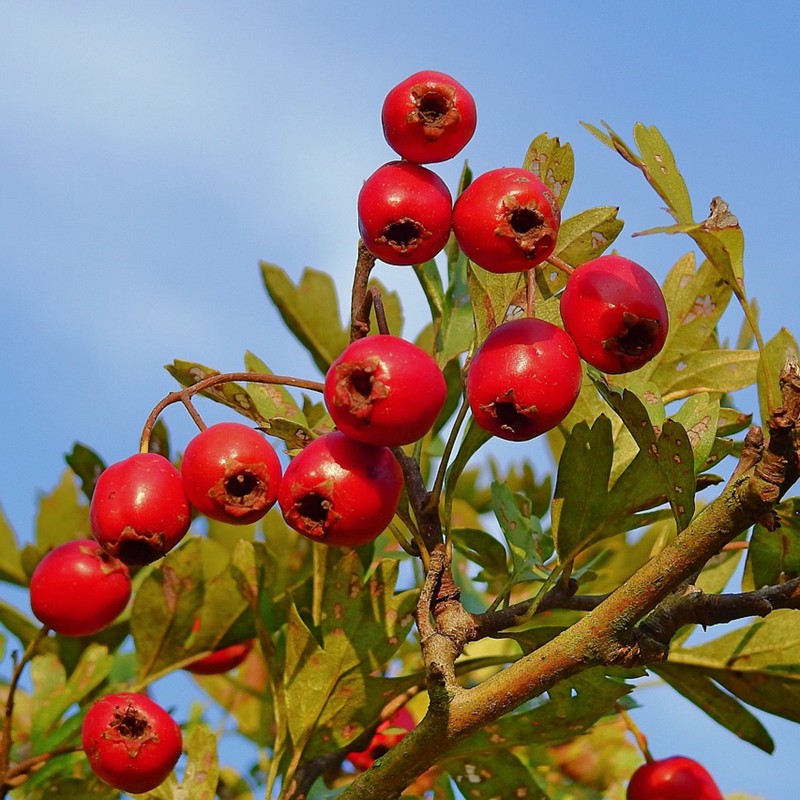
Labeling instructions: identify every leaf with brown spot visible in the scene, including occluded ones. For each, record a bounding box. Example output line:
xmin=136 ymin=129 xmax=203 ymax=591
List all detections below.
xmin=522 ymin=132 xmax=575 ymax=208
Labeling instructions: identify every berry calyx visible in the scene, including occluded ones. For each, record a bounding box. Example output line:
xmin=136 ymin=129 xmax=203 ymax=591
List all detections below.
xmin=466 ymin=318 xmax=582 ymax=441
xmin=358 ymin=161 xmax=452 ymax=266
xmin=381 ymin=70 xmax=477 ymax=163
xmin=347 ymin=707 xmax=416 ymax=772
xmin=452 ymin=166 xmax=560 ymax=273
xmin=81 ymin=692 xmax=183 ymax=794
xmin=626 ymin=756 xmax=724 ymax=800
xmin=278 ymin=431 xmax=403 ymax=547
xmin=181 ymin=422 xmax=282 ymax=525
xmin=90 ymin=452 xmax=192 ymax=565
xmin=324 ymin=334 xmax=447 ymax=446
xmin=29 ymin=539 xmax=131 ymax=637
xmin=559 ymin=254 xmax=669 ymax=374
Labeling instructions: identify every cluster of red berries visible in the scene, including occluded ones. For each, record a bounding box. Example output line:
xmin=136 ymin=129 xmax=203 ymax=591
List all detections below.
xmin=357 ymin=70 xmax=669 ymax=442
xmin=25 ymin=70 xmax=674 ymax=794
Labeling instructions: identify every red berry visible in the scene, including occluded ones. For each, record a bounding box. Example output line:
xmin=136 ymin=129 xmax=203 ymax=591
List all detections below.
xmin=627 ymin=756 xmax=724 ymax=800
xmin=90 ymin=453 xmax=192 ymax=565
xmin=358 ymin=161 xmax=452 ymax=266
xmin=560 ymin=254 xmax=669 ymax=374
xmin=82 ymin=692 xmax=182 ymax=794
xmin=466 ymin=318 xmax=582 ymax=441
xmin=185 ymin=639 xmax=254 ymax=675
xmin=452 ymin=167 xmax=560 ymax=273
xmin=324 ymin=334 xmax=447 ymax=446
xmin=181 ymin=422 xmax=282 ymax=525
xmin=348 ymin=707 xmax=416 ymax=772
xmin=381 ymin=70 xmax=477 ymax=164
xmin=278 ymin=431 xmax=403 ymax=547
xmin=29 ymin=539 xmax=131 ymax=637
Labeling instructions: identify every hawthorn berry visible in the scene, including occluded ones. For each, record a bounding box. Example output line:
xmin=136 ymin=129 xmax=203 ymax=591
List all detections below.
xmin=347 ymin=707 xmax=416 ymax=772
xmin=181 ymin=422 xmax=282 ymax=525
xmin=82 ymin=692 xmax=183 ymax=794
xmin=358 ymin=160 xmax=452 ymax=266
xmin=186 ymin=639 xmax=254 ymax=674
xmin=381 ymin=70 xmax=477 ymax=163
xmin=559 ymin=254 xmax=669 ymax=374
xmin=29 ymin=539 xmax=131 ymax=637
xmin=626 ymin=756 xmax=724 ymax=800
xmin=466 ymin=317 xmax=582 ymax=441
xmin=452 ymin=166 xmax=560 ymax=273
xmin=324 ymin=334 xmax=447 ymax=446
xmin=278 ymin=431 xmax=403 ymax=547
xmin=90 ymin=452 xmax=191 ymax=565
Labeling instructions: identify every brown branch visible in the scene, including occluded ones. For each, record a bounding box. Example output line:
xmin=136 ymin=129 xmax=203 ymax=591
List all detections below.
xmin=639 ymin=576 xmax=800 ymax=648
xmin=350 ymin=240 xmax=377 ymax=342
xmin=338 ymin=362 xmax=800 ymax=800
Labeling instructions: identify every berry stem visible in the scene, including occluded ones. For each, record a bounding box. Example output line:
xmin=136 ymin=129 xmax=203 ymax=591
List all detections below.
xmin=525 ymin=268 xmax=536 ymax=318
xmin=546 ymin=253 xmax=575 ymax=276
xmin=139 ymin=372 xmax=325 ymax=453
xmin=423 ymin=397 xmax=471 ymax=518
xmin=180 ymin=396 xmax=208 ymax=433
xmin=355 ymin=285 xmax=391 ymax=336
xmin=350 ymin=240 xmax=378 ymax=342
xmin=616 ymin=702 xmax=654 ymax=763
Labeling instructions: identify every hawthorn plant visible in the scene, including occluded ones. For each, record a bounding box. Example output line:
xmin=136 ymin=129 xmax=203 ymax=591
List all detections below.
xmin=1 ymin=72 xmax=799 ymax=800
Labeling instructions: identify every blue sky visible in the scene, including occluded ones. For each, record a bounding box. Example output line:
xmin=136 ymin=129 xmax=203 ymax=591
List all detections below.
xmin=1 ymin=3 xmax=799 ymax=797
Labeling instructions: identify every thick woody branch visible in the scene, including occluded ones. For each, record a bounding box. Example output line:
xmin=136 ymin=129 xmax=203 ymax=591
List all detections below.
xmin=339 ymin=363 xmax=800 ymax=800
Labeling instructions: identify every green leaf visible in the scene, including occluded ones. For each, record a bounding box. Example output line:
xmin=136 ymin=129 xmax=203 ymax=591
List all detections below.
xmin=35 ymin=470 xmax=91 ymax=551
xmin=552 ymin=205 xmax=623 ymax=274
xmin=597 ymin=383 xmax=695 ymax=530
xmin=0 ymin=599 xmax=48 ymax=649
xmin=448 ymin=750 xmax=548 ymax=800
xmin=552 ymin=416 xmax=614 ymax=562
xmin=451 ymin=527 xmax=509 ymax=581
xmin=522 ymin=132 xmax=575 ymax=209
xmin=467 ymin=262 xmax=523 ymax=344
xmin=652 ymin=254 xmax=733 ymax=371
xmin=654 ymin=349 xmax=759 ymax=397
xmin=654 ymin=663 xmax=774 ymax=753
xmin=260 ymin=262 xmax=349 ymax=373
xmin=746 ymin=501 xmax=800 ymax=588
xmin=670 ymin=392 xmax=720 ymax=472
xmin=243 ymin=351 xmax=307 ymax=423
xmin=632 ymin=123 xmax=693 ymax=224
xmin=166 ymin=360 xmax=266 ymax=423
xmin=450 ymin=668 xmax=634 ymax=756
xmin=283 ymin=553 xmax=417 ymax=760
xmin=491 ymin=483 xmax=548 ymax=581
xmin=132 ymin=538 xmax=249 ymax=680
xmin=31 ymin=644 xmax=113 ymax=746
xmin=669 ymin=610 xmax=800 ymax=724
xmin=757 ymin=328 xmax=798 ymax=426
xmin=179 ymin=724 xmax=220 ymax=799
xmin=0 ymin=503 xmax=26 ymax=586
xmin=64 ymin=443 xmax=106 ymax=501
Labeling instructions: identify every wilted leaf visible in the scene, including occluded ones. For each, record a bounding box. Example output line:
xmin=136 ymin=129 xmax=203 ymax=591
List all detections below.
xmin=179 ymin=724 xmax=220 ymax=799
